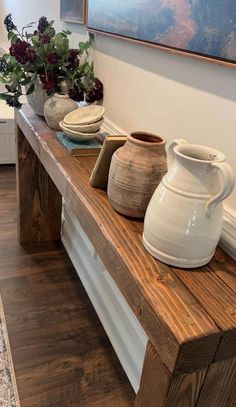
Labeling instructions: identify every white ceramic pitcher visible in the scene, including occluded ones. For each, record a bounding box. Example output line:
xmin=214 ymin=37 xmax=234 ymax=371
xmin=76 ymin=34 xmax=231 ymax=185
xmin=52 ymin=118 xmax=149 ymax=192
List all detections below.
xmin=143 ymin=139 xmax=235 ymax=268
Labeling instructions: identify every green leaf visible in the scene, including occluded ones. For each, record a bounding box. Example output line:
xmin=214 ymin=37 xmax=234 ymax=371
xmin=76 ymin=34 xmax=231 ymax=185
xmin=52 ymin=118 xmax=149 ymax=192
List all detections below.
xmin=89 ymin=32 xmax=94 ymax=42
xmin=63 ymin=30 xmax=71 ymax=35
xmin=79 ymin=42 xmax=85 ymax=53
xmin=0 ymin=93 xmax=7 ymax=100
xmin=10 ymin=34 xmax=18 ymax=44
xmin=8 ymin=31 xmax=14 ymax=41
xmin=21 ymin=77 xmax=32 ymax=86
xmin=26 ymin=83 xmax=35 ymax=95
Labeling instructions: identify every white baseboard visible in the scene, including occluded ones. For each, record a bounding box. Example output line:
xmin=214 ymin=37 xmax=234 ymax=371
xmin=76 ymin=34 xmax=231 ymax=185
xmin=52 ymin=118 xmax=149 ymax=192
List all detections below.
xmin=102 ymin=117 xmax=126 ymax=136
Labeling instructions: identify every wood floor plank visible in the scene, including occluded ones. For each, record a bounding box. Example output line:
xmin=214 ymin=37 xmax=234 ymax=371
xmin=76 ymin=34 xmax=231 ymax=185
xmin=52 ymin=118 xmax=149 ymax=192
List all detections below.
xmin=0 ymin=165 xmax=135 ymax=406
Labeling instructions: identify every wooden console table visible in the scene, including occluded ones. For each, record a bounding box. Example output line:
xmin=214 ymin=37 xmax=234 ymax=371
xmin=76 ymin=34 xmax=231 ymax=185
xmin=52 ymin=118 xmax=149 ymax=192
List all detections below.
xmin=16 ymin=105 xmax=236 ymax=407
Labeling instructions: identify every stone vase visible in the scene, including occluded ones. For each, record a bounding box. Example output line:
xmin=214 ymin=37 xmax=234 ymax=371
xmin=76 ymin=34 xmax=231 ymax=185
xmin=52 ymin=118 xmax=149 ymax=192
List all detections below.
xmin=44 ymin=93 xmax=78 ymax=130
xmin=26 ymin=76 xmax=50 ymax=117
xmin=107 ymin=132 xmax=167 ymax=218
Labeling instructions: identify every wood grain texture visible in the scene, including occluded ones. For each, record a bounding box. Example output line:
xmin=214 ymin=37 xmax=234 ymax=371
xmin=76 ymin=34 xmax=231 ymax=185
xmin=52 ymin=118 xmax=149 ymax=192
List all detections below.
xmin=135 ymin=341 xmax=171 ymax=407
xmin=196 ymin=357 xmax=236 ymax=407
xmin=16 ymin=124 xmax=62 ymax=244
xmin=15 ymin=105 xmax=221 ymax=375
xmin=135 ymin=341 xmax=208 ymax=407
xmin=0 ymin=166 xmax=135 ymax=407
xmin=171 ymin=264 xmax=236 ymax=365
xmin=166 ymin=368 xmax=207 ymax=407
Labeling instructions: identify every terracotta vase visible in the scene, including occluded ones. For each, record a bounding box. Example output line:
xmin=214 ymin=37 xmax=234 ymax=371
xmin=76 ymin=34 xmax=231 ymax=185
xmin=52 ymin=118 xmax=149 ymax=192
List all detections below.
xmin=143 ymin=139 xmax=235 ymax=268
xmin=44 ymin=93 xmax=78 ymax=130
xmin=107 ymin=132 xmax=167 ymax=218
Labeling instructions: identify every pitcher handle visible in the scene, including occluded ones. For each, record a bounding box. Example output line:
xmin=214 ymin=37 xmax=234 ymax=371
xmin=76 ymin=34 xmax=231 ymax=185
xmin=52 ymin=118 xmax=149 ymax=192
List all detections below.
xmin=168 ymin=139 xmax=188 ymax=167
xmin=205 ymin=162 xmax=235 ymax=218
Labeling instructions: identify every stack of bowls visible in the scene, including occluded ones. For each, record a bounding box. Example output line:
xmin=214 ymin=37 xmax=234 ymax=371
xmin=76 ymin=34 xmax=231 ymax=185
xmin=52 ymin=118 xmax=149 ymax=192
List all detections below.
xmin=59 ymin=105 xmax=105 ymax=141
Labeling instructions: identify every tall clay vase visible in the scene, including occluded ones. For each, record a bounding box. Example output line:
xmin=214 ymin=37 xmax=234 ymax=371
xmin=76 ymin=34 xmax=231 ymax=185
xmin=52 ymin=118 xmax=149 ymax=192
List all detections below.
xmin=143 ymin=139 xmax=235 ymax=268
xmin=44 ymin=93 xmax=78 ymax=130
xmin=26 ymin=76 xmax=50 ymax=117
xmin=107 ymin=132 xmax=167 ymax=218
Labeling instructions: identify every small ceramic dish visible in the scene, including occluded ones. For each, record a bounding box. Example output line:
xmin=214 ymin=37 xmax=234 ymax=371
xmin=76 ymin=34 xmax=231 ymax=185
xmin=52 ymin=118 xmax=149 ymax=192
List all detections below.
xmin=64 ymin=105 xmax=105 ymax=126
xmin=62 ymin=118 xmax=104 ymax=133
xmin=59 ymin=121 xmax=100 ymax=141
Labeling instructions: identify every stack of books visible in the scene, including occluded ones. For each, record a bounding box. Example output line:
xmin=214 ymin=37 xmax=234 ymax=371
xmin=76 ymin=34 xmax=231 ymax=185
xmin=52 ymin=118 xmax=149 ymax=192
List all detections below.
xmin=56 ymin=132 xmax=102 ymax=157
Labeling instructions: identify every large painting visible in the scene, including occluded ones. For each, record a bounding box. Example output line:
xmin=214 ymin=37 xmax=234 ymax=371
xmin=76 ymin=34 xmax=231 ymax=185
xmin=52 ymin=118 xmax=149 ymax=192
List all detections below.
xmin=87 ymin=0 xmax=236 ymax=65
xmin=60 ymin=0 xmax=87 ymax=24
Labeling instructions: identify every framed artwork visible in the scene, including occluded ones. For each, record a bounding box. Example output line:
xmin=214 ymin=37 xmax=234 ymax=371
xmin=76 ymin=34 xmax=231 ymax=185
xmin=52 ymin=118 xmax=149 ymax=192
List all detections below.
xmin=87 ymin=0 xmax=236 ymax=67
xmin=60 ymin=0 xmax=87 ymax=24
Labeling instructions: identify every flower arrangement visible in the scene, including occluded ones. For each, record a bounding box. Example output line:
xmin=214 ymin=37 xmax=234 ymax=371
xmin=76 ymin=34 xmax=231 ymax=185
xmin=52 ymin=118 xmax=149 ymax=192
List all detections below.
xmin=0 ymin=14 xmax=103 ymax=108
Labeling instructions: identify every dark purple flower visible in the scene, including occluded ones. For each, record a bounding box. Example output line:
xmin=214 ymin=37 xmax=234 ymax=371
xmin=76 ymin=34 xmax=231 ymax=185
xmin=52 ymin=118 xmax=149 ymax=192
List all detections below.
xmin=86 ymin=79 xmax=103 ymax=103
xmin=0 ymin=57 xmax=8 ymax=73
xmin=40 ymin=71 xmax=57 ymax=92
xmin=5 ymin=84 xmax=12 ymax=92
xmin=5 ymin=94 xmax=21 ymax=108
xmin=4 ymin=14 xmax=17 ymax=33
xmin=9 ymin=40 xmax=30 ymax=64
xmin=47 ymin=52 xmax=60 ymax=65
xmin=41 ymin=35 xmax=51 ymax=44
xmin=26 ymin=48 xmax=36 ymax=62
xmin=37 ymin=16 xmax=49 ymax=33
xmin=68 ymin=49 xmax=80 ymax=69
xmin=68 ymin=85 xmax=84 ymax=102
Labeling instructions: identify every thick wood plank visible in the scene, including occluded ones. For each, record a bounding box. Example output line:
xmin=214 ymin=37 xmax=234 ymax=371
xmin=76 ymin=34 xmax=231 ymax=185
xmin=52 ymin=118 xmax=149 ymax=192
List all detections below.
xmin=196 ymin=357 xmax=236 ymax=407
xmin=209 ymin=247 xmax=236 ymax=293
xmin=16 ymin=124 xmax=62 ymax=244
xmin=171 ymin=263 xmax=236 ymax=364
xmin=0 ymin=166 xmax=135 ymax=407
xmin=135 ymin=341 xmax=208 ymax=407
xmin=135 ymin=341 xmax=171 ymax=407
xmin=15 ymin=105 xmax=221 ymax=375
xmin=166 ymin=369 xmax=207 ymax=407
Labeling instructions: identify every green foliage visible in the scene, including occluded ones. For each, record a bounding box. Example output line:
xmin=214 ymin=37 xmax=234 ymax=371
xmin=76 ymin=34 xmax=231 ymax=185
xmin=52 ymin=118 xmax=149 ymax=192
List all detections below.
xmin=0 ymin=15 xmax=102 ymax=108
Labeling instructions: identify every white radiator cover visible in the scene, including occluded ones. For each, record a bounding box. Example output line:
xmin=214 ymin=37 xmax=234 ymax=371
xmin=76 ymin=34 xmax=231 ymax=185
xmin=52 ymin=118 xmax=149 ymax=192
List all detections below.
xmin=61 ymin=203 xmax=148 ymax=393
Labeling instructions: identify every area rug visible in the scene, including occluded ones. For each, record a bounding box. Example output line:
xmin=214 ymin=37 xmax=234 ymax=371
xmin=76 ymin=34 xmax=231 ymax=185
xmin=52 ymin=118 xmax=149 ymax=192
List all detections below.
xmin=0 ymin=296 xmax=21 ymax=407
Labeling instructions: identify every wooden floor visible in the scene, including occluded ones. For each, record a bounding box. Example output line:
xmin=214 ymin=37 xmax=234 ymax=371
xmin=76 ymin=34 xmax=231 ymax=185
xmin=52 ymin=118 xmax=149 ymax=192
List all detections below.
xmin=0 ymin=165 xmax=135 ymax=407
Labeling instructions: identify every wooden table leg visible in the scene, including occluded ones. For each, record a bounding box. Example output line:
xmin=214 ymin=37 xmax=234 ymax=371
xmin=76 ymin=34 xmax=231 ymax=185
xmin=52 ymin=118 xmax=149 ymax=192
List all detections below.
xmin=135 ymin=341 xmax=208 ymax=407
xmin=16 ymin=124 xmax=62 ymax=245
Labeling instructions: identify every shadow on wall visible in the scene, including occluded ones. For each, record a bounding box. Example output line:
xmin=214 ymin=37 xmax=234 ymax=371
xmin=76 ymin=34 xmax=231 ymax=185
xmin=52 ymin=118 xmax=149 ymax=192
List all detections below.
xmin=92 ymin=32 xmax=236 ymax=103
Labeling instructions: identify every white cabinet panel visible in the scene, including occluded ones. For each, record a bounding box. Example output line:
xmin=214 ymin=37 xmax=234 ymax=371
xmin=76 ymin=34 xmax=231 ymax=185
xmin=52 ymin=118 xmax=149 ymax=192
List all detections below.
xmin=0 ymin=101 xmax=15 ymax=164
xmin=62 ymin=204 xmax=148 ymax=393
xmin=0 ymin=132 xmax=15 ymax=164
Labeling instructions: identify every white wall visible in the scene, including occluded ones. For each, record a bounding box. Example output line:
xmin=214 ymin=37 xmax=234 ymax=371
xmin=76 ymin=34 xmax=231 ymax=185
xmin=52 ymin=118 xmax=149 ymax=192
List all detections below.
xmin=0 ymin=0 xmax=236 ymax=213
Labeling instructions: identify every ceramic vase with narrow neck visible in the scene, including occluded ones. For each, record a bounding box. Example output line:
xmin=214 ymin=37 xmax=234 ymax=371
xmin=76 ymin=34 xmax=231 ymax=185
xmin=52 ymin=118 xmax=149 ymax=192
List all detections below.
xmin=44 ymin=93 xmax=78 ymax=130
xmin=26 ymin=76 xmax=50 ymax=116
xmin=107 ymin=132 xmax=167 ymax=218
xmin=143 ymin=139 xmax=235 ymax=268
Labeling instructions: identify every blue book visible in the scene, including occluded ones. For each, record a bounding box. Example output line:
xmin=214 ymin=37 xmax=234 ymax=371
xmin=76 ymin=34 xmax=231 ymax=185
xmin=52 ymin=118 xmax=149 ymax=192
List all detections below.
xmin=56 ymin=132 xmax=102 ymax=156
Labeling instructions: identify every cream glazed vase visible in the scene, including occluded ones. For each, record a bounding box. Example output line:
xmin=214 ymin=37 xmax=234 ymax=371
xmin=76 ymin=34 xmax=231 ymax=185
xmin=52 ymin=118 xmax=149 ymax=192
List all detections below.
xmin=143 ymin=139 xmax=235 ymax=268
xmin=44 ymin=93 xmax=77 ymax=130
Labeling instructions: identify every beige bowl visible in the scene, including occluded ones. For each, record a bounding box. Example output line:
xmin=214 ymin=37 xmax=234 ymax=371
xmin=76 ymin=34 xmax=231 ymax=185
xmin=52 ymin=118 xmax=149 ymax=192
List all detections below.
xmin=59 ymin=121 xmax=100 ymax=141
xmin=64 ymin=105 xmax=105 ymax=126
xmin=62 ymin=118 xmax=104 ymax=133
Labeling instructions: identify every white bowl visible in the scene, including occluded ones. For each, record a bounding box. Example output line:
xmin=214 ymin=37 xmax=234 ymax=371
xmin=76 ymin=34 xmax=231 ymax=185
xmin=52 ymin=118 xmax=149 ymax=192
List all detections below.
xmin=59 ymin=121 xmax=100 ymax=141
xmin=64 ymin=105 xmax=105 ymax=126
xmin=62 ymin=118 xmax=104 ymax=133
